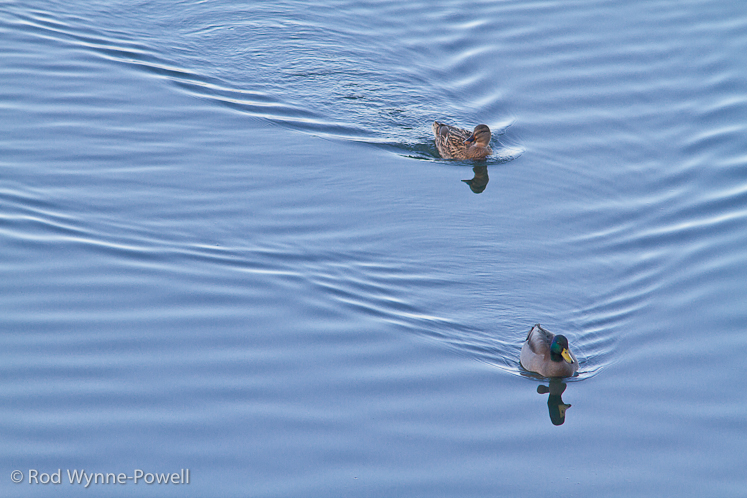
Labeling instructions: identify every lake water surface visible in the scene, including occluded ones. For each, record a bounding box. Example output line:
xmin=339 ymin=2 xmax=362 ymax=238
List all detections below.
xmin=2 ymin=0 xmax=747 ymax=496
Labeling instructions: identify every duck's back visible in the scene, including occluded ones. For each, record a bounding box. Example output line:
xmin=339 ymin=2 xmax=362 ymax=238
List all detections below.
xmin=520 ymin=325 xmax=552 ymax=373
xmin=433 ymin=122 xmax=471 ymax=159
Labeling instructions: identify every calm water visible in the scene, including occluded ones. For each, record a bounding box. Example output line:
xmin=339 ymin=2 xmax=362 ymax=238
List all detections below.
xmin=2 ymin=0 xmax=746 ymax=496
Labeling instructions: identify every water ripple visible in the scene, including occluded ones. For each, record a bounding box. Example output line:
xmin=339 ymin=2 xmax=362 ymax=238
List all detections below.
xmin=5 ymin=0 xmax=745 ymax=386
xmin=2 ymin=1 xmax=519 ymax=158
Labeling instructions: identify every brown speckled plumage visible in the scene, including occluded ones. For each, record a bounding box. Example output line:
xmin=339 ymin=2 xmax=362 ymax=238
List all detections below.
xmin=433 ymin=122 xmax=492 ymax=160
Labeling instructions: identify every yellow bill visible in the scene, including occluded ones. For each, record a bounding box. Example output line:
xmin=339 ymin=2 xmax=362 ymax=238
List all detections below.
xmin=561 ymin=348 xmax=574 ymax=364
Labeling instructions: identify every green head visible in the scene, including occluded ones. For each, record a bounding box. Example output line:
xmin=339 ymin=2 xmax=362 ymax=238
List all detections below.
xmin=550 ymin=335 xmax=574 ymax=364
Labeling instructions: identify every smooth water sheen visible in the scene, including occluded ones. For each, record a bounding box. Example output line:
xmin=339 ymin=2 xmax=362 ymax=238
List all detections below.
xmin=2 ymin=0 xmax=746 ymax=496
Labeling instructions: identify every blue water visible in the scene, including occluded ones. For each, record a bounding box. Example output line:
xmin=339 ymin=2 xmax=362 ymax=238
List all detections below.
xmin=2 ymin=0 xmax=746 ymax=496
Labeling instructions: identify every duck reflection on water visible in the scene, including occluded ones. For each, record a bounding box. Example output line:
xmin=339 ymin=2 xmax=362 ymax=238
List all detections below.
xmin=537 ymin=379 xmax=572 ymax=426
xmin=462 ymin=165 xmax=489 ymax=194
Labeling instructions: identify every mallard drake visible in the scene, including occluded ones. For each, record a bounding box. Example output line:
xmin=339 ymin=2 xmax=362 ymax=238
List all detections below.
xmin=520 ymin=324 xmax=578 ymax=378
xmin=432 ymin=122 xmax=492 ymax=160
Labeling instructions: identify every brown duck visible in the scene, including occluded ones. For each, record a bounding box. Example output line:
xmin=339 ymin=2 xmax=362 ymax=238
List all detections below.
xmin=432 ymin=122 xmax=492 ymax=160
xmin=520 ymin=324 xmax=579 ymax=378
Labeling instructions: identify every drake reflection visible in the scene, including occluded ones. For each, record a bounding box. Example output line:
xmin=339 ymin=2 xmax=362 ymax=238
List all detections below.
xmin=462 ymin=165 xmax=489 ymax=194
xmin=536 ymin=379 xmax=572 ymax=426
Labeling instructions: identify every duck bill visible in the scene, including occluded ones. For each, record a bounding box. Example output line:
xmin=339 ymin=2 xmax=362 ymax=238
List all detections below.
xmin=561 ymin=349 xmax=574 ymax=364
xmin=558 ymin=403 xmax=571 ymax=418
xmin=464 ymin=134 xmax=475 ymax=144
